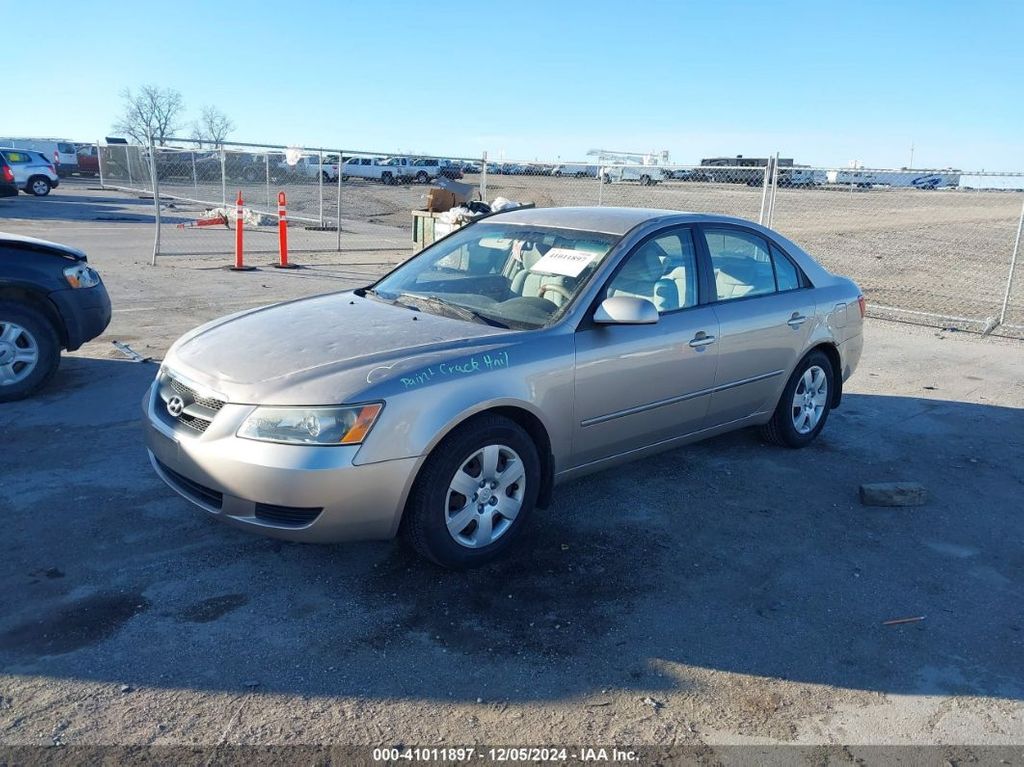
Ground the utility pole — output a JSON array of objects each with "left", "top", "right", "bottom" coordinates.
[{"left": 909, "top": 142, "right": 915, "bottom": 169}]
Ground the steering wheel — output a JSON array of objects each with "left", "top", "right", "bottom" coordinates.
[{"left": 540, "top": 284, "right": 573, "bottom": 303}]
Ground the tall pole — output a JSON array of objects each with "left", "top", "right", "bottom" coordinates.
[
  {"left": 909, "top": 143, "right": 915, "bottom": 169},
  {"left": 998, "top": 197, "right": 1024, "bottom": 327},
  {"left": 336, "top": 151, "right": 343, "bottom": 252},
  {"left": 147, "top": 133, "right": 161, "bottom": 266}
]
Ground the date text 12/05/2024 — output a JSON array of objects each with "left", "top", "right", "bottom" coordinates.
[{"left": 400, "top": 351, "right": 511, "bottom": 389}]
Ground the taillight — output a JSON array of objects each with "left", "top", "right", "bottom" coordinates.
[
  {"left": 857, "top": 295, "right": 866, "bottom": 318},
  {"left": 53, "top": 151, "right": 60, "bottom": 165},
  {"left": 2, "top": 165, "right": 12, "bottom": 182}
]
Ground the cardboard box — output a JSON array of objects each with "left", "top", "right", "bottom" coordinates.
[{"left": 426, "top": 188, "right": 459, "bottom": 213}]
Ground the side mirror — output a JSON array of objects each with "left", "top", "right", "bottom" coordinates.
[{"left": 593, "top": 296, "right": 659, "bottom": 325}]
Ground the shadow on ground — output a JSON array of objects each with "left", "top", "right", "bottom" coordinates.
[{"left": 0, "top": 357, "right": 1021, "bottom": 705}]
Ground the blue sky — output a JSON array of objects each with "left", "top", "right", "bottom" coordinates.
[{"left": 10, "top": 0, "right": 1023, "bottom": 170}]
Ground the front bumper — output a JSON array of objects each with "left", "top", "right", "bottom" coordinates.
[
  {"left": 142, "top": 378, "right": 419, "bottom": 543},
  {"left": 48, "top": 281, "right": 112, "bottom": 351}
]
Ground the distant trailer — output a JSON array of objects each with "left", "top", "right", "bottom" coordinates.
[{"left": 826, "top": 169, "right": 961, "bottom": 189}]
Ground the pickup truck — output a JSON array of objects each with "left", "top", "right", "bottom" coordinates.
[
  {"left": 276, "top": 155, "right": 338, "bottom": 182},
  {"left": 341, "top": 156, "right": 439, "bottom": 184}
]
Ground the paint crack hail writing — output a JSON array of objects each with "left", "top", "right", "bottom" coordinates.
[{"left": 400, "top": 351, "right": 511, "bottom": 389}]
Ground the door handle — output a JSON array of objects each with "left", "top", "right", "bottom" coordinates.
[
  {"left": 787, "top": 313, "right": 807, "bottom": 329},
  {"left": 688, "top": 332, "right": 716, "bottom": 348}
]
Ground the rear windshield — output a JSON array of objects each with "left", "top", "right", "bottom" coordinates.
[{"left": 58, "top": 142, "right": 76, "bottom": 154}]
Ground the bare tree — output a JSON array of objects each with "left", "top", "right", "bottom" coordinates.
[
  {"left": 113, "top": 85, "right": 185, "bottom": 145},
  {"left": 191, "top": 105, "right": 235, "bottom": 148}
]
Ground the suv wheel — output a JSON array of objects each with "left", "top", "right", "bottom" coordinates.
[
  {"left": 402, "top": 414, "right": 540, "bottom": 569},
  {"left": 415, "top": 171, "right": 429, "bottom": 183},
  {"left": 0, "top": 302, "right": 61, "bottom": 402},
  {"left": 27, "top": 176, "right": 52, "bottom": 196}
]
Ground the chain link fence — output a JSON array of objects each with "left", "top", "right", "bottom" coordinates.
[{"left": 97, "top": 140, "right": 1024, "bottom": 339}]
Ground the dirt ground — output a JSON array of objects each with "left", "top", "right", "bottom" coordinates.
[
  {"left": 0, "top": 187, "right": 1022, "bottom": 751},
  {"left": 110, "top": 170, "right": 1024, "bottom": 335}
]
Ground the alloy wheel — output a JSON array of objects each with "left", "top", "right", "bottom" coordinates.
[
  {"left": 791, "top": 365, "right": 828, "bottom": 434},
  {"left": 0, "top": 321, "right": 40, "bottom": 385}
]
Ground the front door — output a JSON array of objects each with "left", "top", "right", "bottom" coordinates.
[{"left": 572, "top": 227, "right": 720, "bottom": 467}]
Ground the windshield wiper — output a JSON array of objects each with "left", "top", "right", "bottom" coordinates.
[{"left": 393, "top": 293, "right": 509, "bottom": 328}]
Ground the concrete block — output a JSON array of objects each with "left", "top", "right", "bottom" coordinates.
[{"left": 859, "top": 482, "right": 928, "bottom": 507}]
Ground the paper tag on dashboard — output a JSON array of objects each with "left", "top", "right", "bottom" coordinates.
[{"left": 530, "top": 248, "right": 597, "bottom": 278}]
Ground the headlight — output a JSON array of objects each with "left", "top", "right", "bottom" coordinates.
[
  {"left": 237, "top": 404, "right": 383, "bottom": 446},
  {"left": 63, "top": 263, "right": 101, "bottom": 289}
]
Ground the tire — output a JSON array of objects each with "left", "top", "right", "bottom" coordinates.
[
  {"left": 381, "top": 172, "right": 394, "bottom": 185},
  {"left": 402, "top": 414, "right": 541, "bottom": 569},
  {"left": 640, "top": 174, "right": 652, "bottom": 186},
  {"left": 0, "top": 302, "right": 61, "bottom": 402},
  {"left": 761, "top": 350, "right": 834, "bottom": 448},
  {"left": 415, "top": 171, "right": 429, "bottom": 184},
  {"left": 242, "top": 167, "right": 259, "bottom": 183},
  {"left": 27, "top": 176, "right": 52, "bottom": 196}
]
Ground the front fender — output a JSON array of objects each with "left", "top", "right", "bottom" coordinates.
[{"left": 353, "top": 333, "right": 576, "bottom": 471}]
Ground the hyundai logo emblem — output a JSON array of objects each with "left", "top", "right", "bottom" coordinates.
[{"left": 166, "top": 395, "right": 185, "bottom": 418}]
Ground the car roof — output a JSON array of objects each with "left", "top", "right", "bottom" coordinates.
[{"left": 479, "top": 206, "right": 758, "bottom": 235}]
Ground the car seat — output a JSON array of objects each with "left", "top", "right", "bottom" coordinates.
[{"left": 607, "top": 242, "right": 679, "bottom": 311}]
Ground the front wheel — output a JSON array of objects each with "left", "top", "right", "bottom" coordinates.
[
  {"left": 0, "top": 302, "right": 61, "bottom": 402},
  {"left": 402, "top": 414, "right": 541, "bottom": 569},
  {"left": 761, "top": 350, "right": 834, "bottom": 448},
  {"left": 415, "top": 171, "right": 429, "bottom": 183},
  {"left": 27, "top": 176, "right": 52, "bottom": 196}
]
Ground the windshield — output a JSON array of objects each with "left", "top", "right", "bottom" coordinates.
[{"left": 368, "top": 223, "right": 619, "bottom": 329}]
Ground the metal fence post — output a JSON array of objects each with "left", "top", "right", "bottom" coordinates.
[
  {"left": 767, "top": 152, "right": 780, "bottom": 228},
  {"left": 191, "top": 150, "right": 198, "bottom": 196},
  {"left": 318, "top": 149, "right": 325, "bottom": 227},
  {"left": 998, "top": 197, "right": 1024, "bottom": 327},
  {"left": 147, "top": 134, "right": 161, "bottom": 266},
  {"left": 126, "top": 144, "right": 134, "bottom": 186},
  {"left": 597, "top": 165, "right": 604, "bottom": 206},
  {"left": 220, "top": 148, "right": 227, "bottom": 206},
  {"left": 342, "top": 151, "right": 350, "bottom": 250},
  {"left": 97, "top": 139, "right": 105, "bottom": 188},
  {"left": 480, "top": 152, "right": 488, "bottom": 201},
  {"left": 758, "top": 161, "right": 771, "bottom": 224}
]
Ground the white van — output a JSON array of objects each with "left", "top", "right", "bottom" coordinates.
[{"left": 0, "top": 138, "right": 78, "bottom": 176}]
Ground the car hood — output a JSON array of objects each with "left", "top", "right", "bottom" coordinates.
[
  {"left": 0, "top": 232, "right": 87, "bottom": 261},
  {"left": 164, "top": 292, "right": 514, "bottom": 405}
]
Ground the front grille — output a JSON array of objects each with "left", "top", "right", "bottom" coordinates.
[
  {"left": 169, "top": 377, "right": 225, "bottom": 412},
  {"left": 156, "top": 458, "right": 223, "bottom": 509},
  {"left": 158, "top": 373, "right": 226, "bottom": 434},
  {"left": 254, "top": 503, "right": 323, "bottom": 528}
]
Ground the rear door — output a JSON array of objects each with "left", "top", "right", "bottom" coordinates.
[
  {"left": 698, "top": 225, "right": 817, "bottom": 426},
  {"left": 572, "top": 226, "right": 720, "bottom": 466},
  {"left": 2, "top": 151, "right": 34, "bottom": 185}
]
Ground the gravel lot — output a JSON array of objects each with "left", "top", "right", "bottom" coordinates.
[
  {"left": 0, "top": 187, "right": 1022, "bottom": 751},
  {"left": 114, "top": 170, "right": 1024, "bottom": 335}
]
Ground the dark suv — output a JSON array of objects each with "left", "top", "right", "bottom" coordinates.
[
  {"left": 0, "top": 156, "right": 16, "bottom": 198},
  {"left": 0, "top": 233, "right": 112, "bottom": 401}
]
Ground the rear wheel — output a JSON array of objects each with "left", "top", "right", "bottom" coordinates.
[
  {"left": 402, "top": 414, "right": 540, "bottom": 569},
  {"left": 381, "top": 172, "right": 394, "bottom": 185},
  {"left": 415, "top": 171, "right": 429, "bottom": 184},
  {"left": 27, "top": 176, "right": 52, "bottom": 196},
  {"left": 761, "top": 350, "right": 834, "bottom": 448},
  {"left": 640, "top": 174, "right": 652, "bottom": 186},
  {"left": 0, "top": 302, "right": 60, "bottom": 402}
]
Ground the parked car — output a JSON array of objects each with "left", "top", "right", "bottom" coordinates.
[
  {"left": 276, "top": 155, "right": 338, "bottom": 182},
  {"left": 0, "top": 149, "right": 60, "bottom": 196},
  {"left": 340, "top": 156, "right": 395, "bottom": 183},
  {"left": 0, "top": 156, "right": 17, "bottom": 198},
  {"left": 665, "top": 168, "right": 712, "bottom": 182},
  {"left": 439, "top": 161, "right": 464, "bottom": 180},
  {"left": 0, "top": 233, "right": 112, "bottom": 401},
  {"left": 551, "top": 164, "right": 599, "bottom": 178},
  {"left": 381, "top": 157, "right": 439, "bottom": 184},
  {"left": 145, "top": 207, "right": 864, "bottom": 569},
  {"left": 76, "top": 144, "right": 100, "bottom": 177},
  {"left": 0, "top": 137, "right": 78, "bottom": 176}
]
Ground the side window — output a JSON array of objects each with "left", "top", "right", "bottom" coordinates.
[
  {"left": 5, "top": 151, "right": 30, "bottom": 164},
  {"left": 770, "top": 244, "right": 802, "bottom": 291},
  {"left": 606, "top": 228, "right": 698, "bottom": 313},
  {"left": 703, "top": 228, "right": 776, "bottom": 301}
]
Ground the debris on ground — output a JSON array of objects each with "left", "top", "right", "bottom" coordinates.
[
  {"left": 882, "top": 616, "right": 926, "bottom": 626},
  {"left": 859, "top": 482, "right": 928, "bottom": 507},
  {"left": 640, "top": 696, "right": 664, "bottom": 710},
  {"left": 111, "top": 341, "right": 151, "bottom": 363}
]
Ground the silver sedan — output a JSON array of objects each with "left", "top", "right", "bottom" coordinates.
[{"left": 144, "top": 207, "right": 863, "bottom": 568}]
